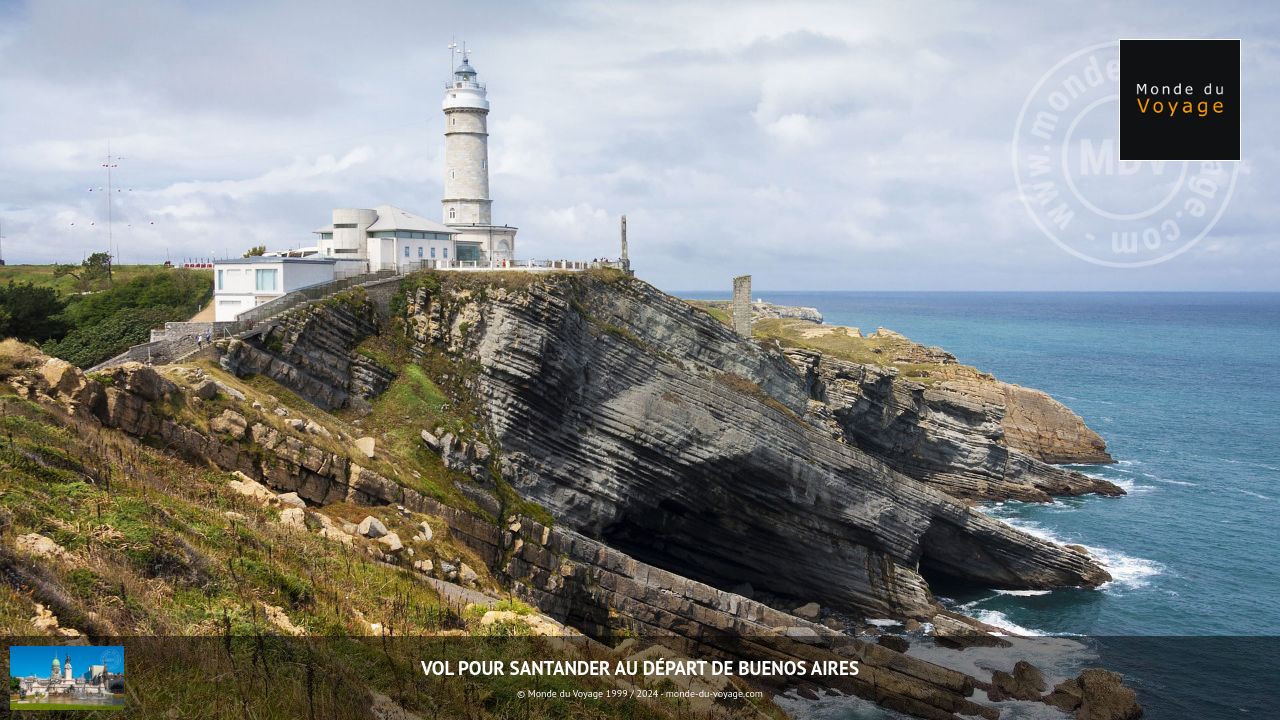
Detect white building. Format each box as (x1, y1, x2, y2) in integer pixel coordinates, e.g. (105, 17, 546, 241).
(17, 654, 114, 700)
(211, 45, 526, 322)
(212, 257, 342, 322)
(312, 205, 460, 272)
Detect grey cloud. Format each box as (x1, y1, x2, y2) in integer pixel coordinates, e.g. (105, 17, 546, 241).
(0, 0, 1276, 290)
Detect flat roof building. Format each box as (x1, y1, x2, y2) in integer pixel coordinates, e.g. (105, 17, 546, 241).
(213, 257, 341, 322)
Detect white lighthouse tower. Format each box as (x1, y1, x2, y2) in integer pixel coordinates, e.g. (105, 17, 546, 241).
(442, 46, 517, 264)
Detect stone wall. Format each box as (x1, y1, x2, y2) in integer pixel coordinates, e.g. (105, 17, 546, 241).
(150, 321, 239, 343)
(89, 336, 203, 373)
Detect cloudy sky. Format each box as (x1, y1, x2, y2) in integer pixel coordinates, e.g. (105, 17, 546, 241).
(1, 0, 1277, 291)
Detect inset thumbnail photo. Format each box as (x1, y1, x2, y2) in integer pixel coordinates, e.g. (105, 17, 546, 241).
(8, 645, 125, 711)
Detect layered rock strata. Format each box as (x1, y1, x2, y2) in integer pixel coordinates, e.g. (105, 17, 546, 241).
(786, 350, 1122, 502)
(7, 356, 1008, 719)
(218, 293, 388, 411)
(401, 273, 1111, 618)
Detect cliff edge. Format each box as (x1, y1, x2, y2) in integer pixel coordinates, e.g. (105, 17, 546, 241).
(391, 272, 1111, 620)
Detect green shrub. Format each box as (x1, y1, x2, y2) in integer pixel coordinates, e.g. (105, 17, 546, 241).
(42, 270, 212, 367)
(0, 281, 67, 342)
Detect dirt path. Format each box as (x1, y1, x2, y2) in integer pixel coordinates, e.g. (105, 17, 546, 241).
(187, 298, 215, 322)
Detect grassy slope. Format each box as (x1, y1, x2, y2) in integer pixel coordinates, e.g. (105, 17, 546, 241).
(0, 265, 172, 297)
(0, 342, 733, 719)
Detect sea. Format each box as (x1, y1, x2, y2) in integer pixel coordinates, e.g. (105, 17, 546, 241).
(682, 291, 1280, 718)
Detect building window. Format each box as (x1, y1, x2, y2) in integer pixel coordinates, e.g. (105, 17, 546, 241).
(451, 117, 455, 126)
(216, 269, 223, 291)
(443, 247, 448, 259)
(449, 207, 456, 220)
(430, 247, 436, 258)
(404, 246, 410, 258)
(481, 160, 486, 169)
(450, 170, 455, 179)
(417, 246, 424, 258)
(255, 268, 278, 292)
(319, 232, 333, 240)
(333, 223, 357, 229)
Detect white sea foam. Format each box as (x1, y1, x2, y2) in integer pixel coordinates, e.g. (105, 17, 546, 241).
(776, 691, 914, 719)
(865, 618, 901, 628)
(1098, 476, 1156, 494)
(1152, 477, 1197, 487)
(1237, 489, 1273, 500)
(981, 514, 1164, 591)
(1138, 471, 1196, 486)
(993, 589, 1052, 597)
(970, 610, 1045, 636)
(1223, 458, 1280, 473)
(1078, 544, 1163, 590)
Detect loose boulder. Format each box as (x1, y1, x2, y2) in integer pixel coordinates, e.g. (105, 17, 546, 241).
(358, 516, 388, 539)
(16, 533, 70, 561)
(276, 492, 306, 509)
(378, 532, 404, 554)
(459, 562, 478, 585)
(793, 602, 822, 621)
(210, 409, 248, 438)
(987, 660, 1045, 702)
(279, 508, 306, 528)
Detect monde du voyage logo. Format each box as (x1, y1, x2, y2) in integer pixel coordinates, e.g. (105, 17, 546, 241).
(1013, 39, 1241, 267)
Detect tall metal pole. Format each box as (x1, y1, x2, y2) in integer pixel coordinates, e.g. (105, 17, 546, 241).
(101, 143, 120, 282)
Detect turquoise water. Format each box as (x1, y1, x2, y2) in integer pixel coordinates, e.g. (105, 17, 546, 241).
(684, 292, 1280, 637)
(681, 291, 1280, 717)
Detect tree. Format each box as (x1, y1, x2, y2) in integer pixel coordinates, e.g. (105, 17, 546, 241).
(0, 281, 67, 342)
(243, 245, 267, 257)
(45, 269, 212, 367)
(53, 252, 114, 291)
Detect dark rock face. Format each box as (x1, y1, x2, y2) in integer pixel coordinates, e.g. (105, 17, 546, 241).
(218, 297, 387, 411)
(787, 350, 1123, 502)
(404, 274, 1111, 619)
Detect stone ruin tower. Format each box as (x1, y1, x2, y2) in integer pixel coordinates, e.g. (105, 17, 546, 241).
(732, 275, 752, 337)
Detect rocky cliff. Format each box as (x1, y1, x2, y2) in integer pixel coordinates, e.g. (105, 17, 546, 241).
(218, 289, 392, 411)
(787, 348, 1121, 502)
(0, 267, 1141, 719)
(4, 345, 1137, 720)
(399, 272, 1111, 621)
(755, 322, 1114, 468)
